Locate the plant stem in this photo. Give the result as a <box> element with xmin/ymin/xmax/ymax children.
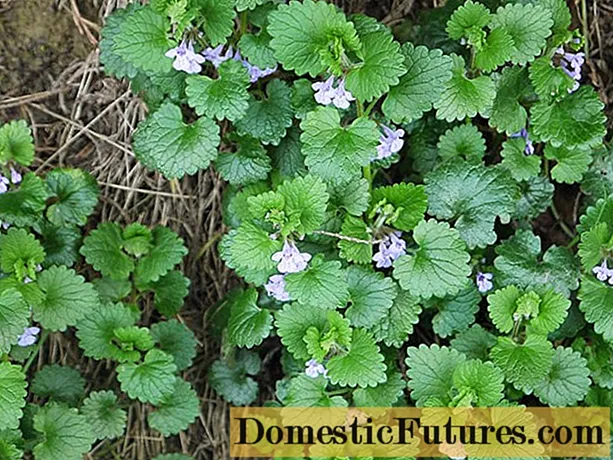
<box><xmin>23</xmin><ymin>330</ymin><xmax>49</xmax><ymax>373</ymax></box>
<box><xmin>550</xmin><ymin>201</ymin><xmax>575</xmax><ymax>239</ymax></box>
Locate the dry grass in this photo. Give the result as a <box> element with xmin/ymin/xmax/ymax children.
<box><xmin>0</xmin><ymin>0</ymin><xmax>612</xmax><ymax>458</ymax></box>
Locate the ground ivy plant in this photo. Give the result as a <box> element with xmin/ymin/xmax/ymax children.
<box><xmin>0</xmin><ymin>121</ymin><xmax>199</xmax><ymax>459</ymax></box>
<box><xmin>78</xmin><ymin>0</ymin><xmax>613</xmax><ymax>445</ymax></box>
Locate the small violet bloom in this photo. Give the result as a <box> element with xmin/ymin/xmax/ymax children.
<box><xmin>555</xmin><ymin>47</ymin><xmax>585</xmax><ymax>93</ymax></box>
<box><xmin>202</xmin><ymin>44</ymin><xmax>233</xmax><ymax>68</ymax></box>
<box><xmin>593</xmin><ymin>260</ymin><xmax>613</xmax><ymax>283</ymax></box>
<box><xmin>0</xmin><ymin>174</ymin><xmax>9</xmax><ymax>194</ymax></box>
<box><xmin>264</xmin><ymin>274</ymin><xmax>290</xmax><ymax>302</ymax></box>
<box><xmin>331</xmin><ymin>78</ymin><xmax>355</xmax><ymax>110</ymax></box>
<box><xmin>476</xmin><ymin>272</ymin><xmax>494</xmax><ymax>293</ymax></box>
<box><xmin>243</xmin><ymin>60</ymin><xmax>277</xmax><ymax>83</ymax></box>
<box><xmin>372</xmin><ymin>232</ymin><xmax>406</xmax><ymax>268</ymax></box>
<box><xmin>1</xmin><ymin>221</ymin><xmax>9</xmax><ymax>230</ymax></box>
<box><xmin>305</xmin><ymin>359</ymin><xmax>328</xmax><ymax>378</ymax></box>
<box><xmin>510</xmin><ymin>128</ymin><xmax>535</xmax><ymax>156</ymax></box>
<box><xmin>17</xmin><ymin>327</ymin><xmax>41</xmax><ymax>347</ymax></box>
<box><xmin>165</xmin><ymin>40</ymin><xmax>206</xmax><ymax>74</ymax></box>
<box><xmin>10</xmin><ymin>168</ymin><xmax>21</xmax><ymax>185</ymax></box>
<box><xmin>376</xmin><ymin>124</ymin><xmax>405</xmax><ymax>160</ymax></box>
<box><xmin>311</xmin><ymin>76</ymin><xmax>355</xmax><ymax>109</ymax></box>
<box><xmin>23</xmin><ymin>276</ymin><xmax>33</xmax><ymax>284</ymax></box>
<box><xmin>272</xmin><ymin>240</ymin><xmax>312</xmax><ymax>274</ymax></box>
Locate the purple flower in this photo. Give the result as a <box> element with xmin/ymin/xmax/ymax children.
<box><xmin>331</xmin><ymin>78</ymin><xmax>355</xmax><ymax>110</ymax></box>
<box><xmin>555</xmin><ymin>47</ymin><xmax>585</xmax><ymax>93</ymax></box>
<box><xmin>312</xmin><ymin>76</ymin><xmax>337</xmax><ymax>105</ymax></box>
<box><xmin>10</xmin><ymin>168</ymin><xmax>21</xmax><ymax>185</ymax></box>
<box><xmin>476</xmin><ymin>272</ymin><xmax>494</xmax><ymax>293</ymax></box>
<box><xmin>593</xmin><ymin>260</ymin><xmax>613</xmax><ymax>283</ymax></box>
<box><xmin>264</xmin><ymin>274</ymin><xmax>290</xmax><ymax>302</ymax></box>
<box><xmin>272</xmin><ymin>240</ymin><xmax>312</xmax><ymax>274</ymax></box>
<box><xmin>1</xmin><ymin>221</ymin><xmax>9</xmax><ymax>230</ymax></box>
<box><xmin>0</xmin><ymin>174</ymin><xmax>9</xmax><ymax>194</ymax></box>
<box><xmin>243</xmin><ymin>60</ymin><xmax>277</xmax><ymax>83</ymax></box>
<box><xmin>23</xmin><ymin>276</ymin><xmax>33</xmax><ymax>284</ymax></box>
<box><xmin>372</xmin><ymin>232</ymin><xmax>407</xmax><ymax>268</ymax></box>
<box><xmin>165</xmin><ymin>40</ymin><xmax>206</xmax><ymax>74</ymax></box>
<box><xmin>202</xmin><ymin>44</ymin><xmax>233</xmax><ymax>68</ymax></box>
<box><xmin>17</xmin><ymin>327</ymin><xmax>40</xmax><ymax>347</ymax></box>
<box><xmin>510</xmin><ymin>128</ymin><xmax>535</xmax><ymax>156</ymax></box>
<box><xmin>376</xmin><ymin>124</ymin><xmax>405</xmax><ymax>160</ymax></box>
<box><xmin>305</xmin><ymin>359</ymin><xmax>328</xmax><ymax>378</ymax></box>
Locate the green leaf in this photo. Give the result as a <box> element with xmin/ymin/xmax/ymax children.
<box><xmin>284</xmin><ymin>374</ymin><xmax>346</xmax><ymax>407</ymax></box>
<box><xmin>192</xmin><ymin>0</ymin><xmax>236</xmax><ymax>46</ymax></box>
<box><xmin>500</xmin><ymin>137</ymin><xmax>541</xmax><ymax>181</ymax></box>
<box><xmin>216</xmin><ymin>135</ymin><xmax>271</xmax><ymax>186</ymax></box>
<box><xmin>534</xmin><ymin>347</ymin><xmax>590</xmax><ymax>406</ymax></box>
<box><xmin>371</xmin><ymin>183</ymin><xmax>428</xmax><ymax>232</ymax></box>
<box><xmin>133</xmin><ymin>102</ymin><xmax>220</xmax><ymax>179</ymax></box>
<box><xmin>134</xmin><ymin>226</ymin><xmax>187</xmax><ymax>285</ymax></box>
<box><xmin>117</xmin><ymin>223</ymin><xmax>152</xmax><ymax>257</ymax></box>
<box><xmin>0</xmin><ymin>228</ymin><xmax>45</xmax><ymax>278</ymax></box>
<box><xmin>34</xmin><ymin>266</ymin><xmax>99</xmax><ymax>332</ymax></box>
<box><xmin>425</xmin><ymin>161</ymin><xmax>519</xmax><ymax>249</ymax></box>
<box><xmin>446</xmin><ymin>0</ymin><xmax>492</xmax><ymax>41</ymax></box>
<box><xmin>0</xmin><ymin>289</ymin><xmax>29</xmax><ymax>354</ymax></box>
<box><xmin>405</xmin><ymin>344</ymin><xmax>466</xmax><ymax>406</ymax></box>
<box><xmin>0</xmin><ymin>120</ymin><xmax>35</xmax><ymax>166</ymax></box>
<box><xmin>344</xmin><ymin>16</ymin><xmax>406</xmax><ymax>102</ymax></box>
<box><xmin>276</xmin><ymin>174</ymin><xmax>329</xmax><ymax>235</ymax></box>
<box><xmin>328</xmin><ymin>177</ymin><xmax>370</xmax><ymax>217</ymax></box>
<box><xmin>515</xmin><ymin>176</ymin><xmax>554</xmax><ymax>221</ymax></box>
<box><xmin>208</xmin><ymin>351</ymin><xmax>261</xmax><ymax>406</ymax></box>
<box><xmin>0</xmin><ymin>363</ymin><xmax>27</xmax><ymax>431</ymax></box>
<box><xmin>81</xmin><ymin>223</ymin><xmax>134</xmax><ymax>280</ymax></box>
<box><xmin>540</xmin><ymin>0</ymin><xmax>571</xmax><ymax>43</ymax></box>
<box><xmin>486</xmin><ymin>66</ymin><xmax>532</xmax><ymax>134</ymax></box>
<box><xmin>529</xmin><ymin>54</ymin><xmax>576</xmax><ymax>101</ymax></box>
<box><xmin>303</xmin><ymin>310</ymin><xmax>352</xmax><ymax>362</ymax></box>
<box><xmin>474</xmin><ymin>27</ymin><xmax>515</xmax><ymax>73</ymax></box>
<box><xmin>81</xmin><ymin>391</ymin><xmax>127</xmax><ymax>440</ymax></box>
<box><xmin>531</xmin><ymin>86</ymin><xmax>607</xmax><ymax>148</ymax></box>
<box><xmin>327</xmin><ymin>328</ymin><xmax>386</xmax><ymax>388</ymax></box>
<box><xmin>76</xmin><ymin>302</ymin><xmax>136</xmax><ymax>360</ymax></box>
<box><xmin>490</xmin><ymin>335</ymin><xmax>554</xmax><ymax>392</ymax></box>
<box><xmin>285</xmin><ymin>256</ymin><xmax>349</xmax><ymax>309</ymax></box>
<box><xmin>492</xmin><ymin>3</ymin><xmax>553</xmax><ymax>65</ymax></box>
<box><xmin>227</xmin><ymin>288</ymin><xmax>272</xmax><ymax>348</ymax></box>
<box><xmin>353</xmin><ymin>370</ymin><xmax>405</xmax><ymax>407</ymax></box>
<box><xmin>585</xmin><ymin>335</ymin><xmax>613</xmax><ymax>389</ymax></box>
<box><xmin>112</xmin><ymin>6</ymin><xmax>172</xmax><ymax>74</ymax></box>
<box><xmin>186</xmin><ymin>60</ymin><xmax>250</xmax><ymax>122</ymax></box>
<box><xmin>450</xmin><ymin>324</ymin><xmax>497</xmax><ymax>360</ymax></box>
<box><xmin>494</xmin><ymin>229</ymin><xmax>580</xmax><ymax>296</ymax></box>
<box><xmin>578</xmin><ymin>195</ymin><xmax>613</xmax><ymax>235</ymax></box>
<box><xmin>112</xmin><ymin>326</ymin><xmax>154</xmax><ymax>362</ymax></box>
<box><xmin>487</xmin><ymin>285</ymin><xmax>522</xmax><ymax>333</ymax></box>
<box><xmin>117</xmin><ymin>349</ymin><xmax>177</xmax><ymax>404</ymax></box>
<box><xmin>33</xmin><ymin>404</ymin><xmax>95</xmax><ymax>460</ymax></box>
<box><xmin>268</xmin><ymin>0</ymin><xmax>360</xmax><ymax>77</ymax></box>
<box><xmin>151</xmin><ymin>319</ymin><xmax>197</xmax><ymax>371</ymax></box>
<box><xmin>338</xmin><ymin>215</ymin><xmax>373</xmax><ymax>264</ymax></box>
<box><xmin>579</xmin><ymin>222</ymin><xmax>610</xmax><ymax>271</ymax></box>
<box><xmin>151</xmin><ymin>270</ymin><xmax>190</xmax><ymax>316</ymax></box>
<box><xmin>0</xmin><ymin>432</ymin><xmax>23</xmax><ymax>460</ymax></box>
<box><xmin>382</xmin><ymin>43</ymin><xmax>453</xmax><ymax>123</ymax></box>
<box><xmin>370</xmin><ymin>288</ymin><xmax>422</xmax><ymax>347</ymax></box>
<box><xmin>31</xmin><ymin>365</ymin><xmax>85</xmax><ymax>406</ymax></box>
<box><xmin>275</xmin><ymin>303</ymin><xmax>328</xmax><ymax>360</ymax></box>
<box><xmin>148</xmin><ymin>379</ymin><xmax>199</xmax><ymax>436</ymax></box>
<box><xmin>290</xmin><ymin>79</ymin><xmax>318</xmax><ymax>120</ymax></box>
<box><xmin>437</xmin><ymin>124</ymin><xmax>486</xmax><ymax>163</ymax></box>
<box><xmin>345</xmin><ymin>266</ymin><xmax>396</xmax><ymax>328</ymax></box>
<box><xmin>239</xmin><ymin>31</ymin><xmax>277</xmax><ymax>69</ymax></box>
<box><xmin>38</xmin><ymin>222</ymin><xmax>80</xmax><ymax>268</ymax></box>
<box><xmin>235</xmin><ymin>80</ymin><xmax>293</xmax><ymax>146</ymax></box>
<box><xmin>45</xmin><ymin>168</ymin><xmax>99</xmax><ymax>226</ymax></box>
<box><xmin>452</xmin><ymin>359</ymin><xmax>505</xmax><ymax>406</ymax></box>
<box><xmin>578</xmin><ymin>276</ymin><xmax>613</xmax><ymax>343</ymax></box>
<box><xmin>0</xmin><ymin>173</ymin><xmax>48</xmax><ymax>227</ymax></box>
<box><xmin>393</xmin><ymin>219</ymin><xmax>471</xmax><ymax>299</ymax></box>
<box><xmin>270</xmin><ymin>127</ymin><xmax>306</xmax><ymax>182</ymax></box>
<box><xmin>301</xmin><ymin>107</ymin><xmax>379</xmax><ymax>183</ymax></box>
<box><xmin>429</xmin><ymin>283</ymin><xmax>479</xmax><ymax>338</ymax></box>
<box><xmin>434</xmin><ymin>54</ymin><xmax>496</xmax><ymax>122</ymax></box>
<box><xmin>544</xmin><ymin>143</ymin><xmax>592</xmax><ymax>184</ymax></box>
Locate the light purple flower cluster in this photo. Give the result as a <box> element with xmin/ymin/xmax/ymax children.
<box><xmin>476</xmin><ymin>272</ymin><xmax>494</xmax><ymax>293</ymax></box>
<box><xmin>0</xmin><ymin>167</ymin><xmax>21</xmax><ymax>194</ymax></box>
<box><xmin>376</xmin><ymin>124</ymin><xmax>405</xmax><ymax>160</ymax></box>
<box><xmin>305</xmin><ymin>359</ymin><xmax>328</xmax><ymax>378</ymax></box>
<box><xmin>372</xmin><ymin>232</ymin><xmax>406</xmax><ymax>268</ymax></box>
<box><xmin>272</xmin><ymin>239</ymin><xmax>312</xmax><ymax>274</ymax></box>
<box><xmin>510</xmin><ymin>128</ymin><xmax>535</xmax><ymax>156</ymax></box>
<box><xmin>17</xmin><ymin>326</ymin><xmax>40</xmax><ymax>347</ymax></box>
<box><xmin>312</xmin><ymin>76</ymin><xmax>355</xmax><ymax>110</ymax></box>
<box><xmin>555</xmin><ymin>47</ymin><xmax>585</xmax><ymax>93</ymax></box>
<box><xmin>593</xmin><ymin>260</ymin><xmax>613</xmax><ymax>284</ymax></box>
<box><xmin>202</xmin><ymin>44</ymin><xmax>233</xmax><ymax>68</ymax></box>
<box><xmin>165</xmin><ymin>40</ymin><xmax>206</xmax><ymax>74</ymax></box>
<box><xmin>264</xmin><ymin>274</ymin><xmax>290</xmax><ymax>302</ymax></box>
